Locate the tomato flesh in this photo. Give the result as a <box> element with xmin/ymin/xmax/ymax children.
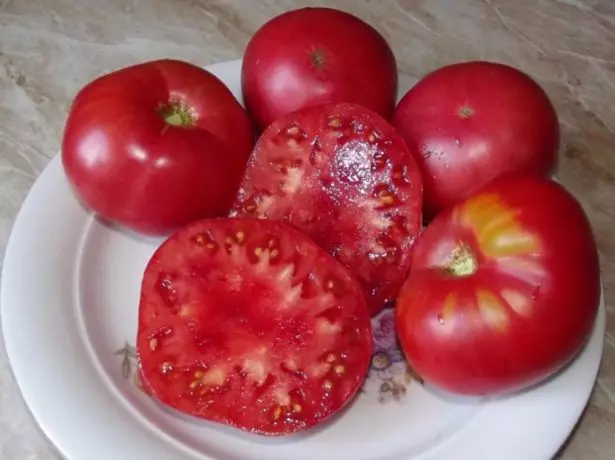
<box><xmin>231</xmin><ymin>103</ymin><xmax>423</xmax><ymax>316</ymax></box>
<box><xmin>137</xmin><ymin>218</ymin><xmax>372</xmax><ymax>435</ymax></box>
<box><xmin>396</xmin><ymin>175</ymin><xmax>601</xmax><ymax>396</ymax></box>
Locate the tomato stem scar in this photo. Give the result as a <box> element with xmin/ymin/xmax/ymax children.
<box><xmin>310</xmin><ymin>49</ymin><xmax>326</xmax><ymax>69</ymax></box>
<box><xmin>159</xmin><ymin>101</ymin><xmax>195</xmax><ymax>127</ymax></box>
<box><xmin>458</xmin><ymin>106</ymin><xmax>474</xmax><ymax>119</ymax></box>
<box><xmin>444</xmin><ymin>244</ymin><xmax>477</xmax><ymax>277</ymax></box>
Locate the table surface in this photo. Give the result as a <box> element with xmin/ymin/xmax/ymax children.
<box><xmin>1</xmin><ymin>0</ymin><xmax>614</xmax><ymax>459</ymax></box>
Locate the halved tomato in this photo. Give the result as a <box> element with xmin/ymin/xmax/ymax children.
<box><xmin>396</xmin><ymin>175</ymin><xmax>601</xmax><ymax>396</ymax></box>
<box><xmin>230</xmin><ymin>103</ymin><xmax>423</xmax><ymax>316</ymax></box>
<box><xmin>136</xmin><ymin>218</ymin><xmax>372</xmax><ymax>435</ymax></box>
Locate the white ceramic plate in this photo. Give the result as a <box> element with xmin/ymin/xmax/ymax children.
<box><xmin>1</xmin><ymin>59</ymin><xmax>605</xmax><ymax>460</ymax></box>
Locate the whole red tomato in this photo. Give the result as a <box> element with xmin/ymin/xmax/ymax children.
<box><xmin>392</xmin><ymin>61</ymin><xmax>560</xmax><ymax>219</ymax></box>
<box><xmin>62</xmin><ymin>59</ymin><xmax>254</xmax><ymax>236</ymax></box>
<box><xmin>241</xmin><ymin>7</ymin><xmax>398</xmax><ymax>131</ymax></box>
<box><xmin>396</xmin><ymin>175</ymin><xmax>600</xmax><ymax>396</ymax></box>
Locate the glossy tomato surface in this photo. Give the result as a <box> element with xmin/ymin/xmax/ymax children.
<box><xmin>242</xmin><ymin>7</ymin><xmax>398</xmax><ymax>131</ymax></box>
<box><xmin>137</xmin><ymin>218</ymin><xmax>372</xmax><ymax>435</ymax></box>
<box><xmin>62</xmin><ymin>59</ymin><xmax>254</xmax><ymax>236</ymax></box>
<box><xmin>396</xmin><ymin>175</ymin><xmax>600</xmax><ymax>396</ymax></box>
<box><xmin>231</xmin><ymin>103</ymin><xmax>423</xmax><ymax>316</ymax></box>
<box><xmin>393</xmin><ymin>61</ymin><xmax>560</xmax><ymax>218</ymax></box>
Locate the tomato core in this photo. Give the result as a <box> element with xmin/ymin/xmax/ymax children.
<box><xmin>159</xmin><ymin>101</ymin><xmax>195</xmax><ymax>127</ymax></box>
<box><xmin>443</xmin><ymin>244</ymin><xmax>477</xmax><ymax>277</ymax></box>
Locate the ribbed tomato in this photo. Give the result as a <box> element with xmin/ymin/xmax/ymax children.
<box><xmin>396</xmin><ymin>175</ymin><xmax>600</xmax><ymax>396</ymax></box>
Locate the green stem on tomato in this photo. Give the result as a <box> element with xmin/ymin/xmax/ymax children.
<box><xmin>444</xmin><ymin>244</ymin><xmax>478</xmax><ymax>277</ymax></box>
<box><xmin>159</xmin><ymin>101</ymin><xmax>195</xmax><ymax>127</ymax></box>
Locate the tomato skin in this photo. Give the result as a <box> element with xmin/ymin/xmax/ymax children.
<box><xmin>62</xmin><ymin>59</ymin><xmax>254</xmax><ymax>236</ymax></box>
<box><xmin>137</xmin><ymin>218</ymin><xmax>372</xmax><ymax>435</ymax></box>
<box><xmin>392</xmin><ymin>61</ymin><xmax>560</xmax><ymax>218</ymax></box>
<box><xmin>396</xmin><ymin>175</ymin><xmax>600</xmax><ymax>396</ymax></box>
<box><xmin>231</xmin><ymin>102</ymin><xmax>423</xmax><ymax>317</ymax></box>
<box><xmin>242</xmin><ymin>7</ymin><xmax>398</xmax><ymax>131</ymax></box>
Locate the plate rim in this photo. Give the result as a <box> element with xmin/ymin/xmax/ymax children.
<box><xmin>1</xmin><ymin>58</ymin><xmax>606</xmax><ymax>460</ymax></box>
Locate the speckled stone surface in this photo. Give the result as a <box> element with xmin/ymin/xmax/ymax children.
<box><xmin>1</xmin><ymin>0</ymin><xmax>614</xmax><ymax>459</ymax></box>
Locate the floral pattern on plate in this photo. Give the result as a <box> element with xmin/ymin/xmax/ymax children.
<box><xmin>362</xmin><ymin>307</ymin><xmax>419</xmax><ymax>404</ymax></box>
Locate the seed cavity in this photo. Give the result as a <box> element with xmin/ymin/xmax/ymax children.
<box><xmin>284</xmin><ymin>123</ymin><xmax>307</xmax><ymax>140</ymax></box>
<box><xmin>286</xmin><ymin>124</ymin><xmax>301</xmax><ymax>136</ymax></box>
<box><xmin>193</xmin><ymin>232</ymin><xmax>218</xmax><ymax>251</ymax></box>
<box><xmin>242</xmin><ymin>199</ymin><xmax>258</xmax><ymax>214</ymax></box>
<box><xmin>391</xmin><ymin>164</ymin><xmax>411</xmax><ymax>186</ymax></box>
<box><xmin>389</xmin><ymin>215</ymin><xmax>409</xmax><ymax>235</ymax></box>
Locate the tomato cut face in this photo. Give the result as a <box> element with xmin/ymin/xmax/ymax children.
<box><xmin>137</xmin><ymin>218</ymin><xmax>372</xmax><ymax>435</ymax></box>
<box><xmin>230</xmin><ymin>103</ymin><xmax>423</xmax><ymax>316</ymax></box>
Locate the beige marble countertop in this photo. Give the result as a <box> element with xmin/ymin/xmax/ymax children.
<box><xmin>1</xmin><ymin>0</ymin><xmax>614</xmax><ymax>459</ymax></box>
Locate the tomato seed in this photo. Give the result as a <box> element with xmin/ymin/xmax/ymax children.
<box><xmin>243</xmin><ymin>200</ymin><xmax>257</xmax><ymax>214</ymax></box>
<box><xmin>149</xmin><ymin>338</ymin><xmax>158</xmax><ymax>351</ymax></box>
<box><xmin>272</xmin><ymin>406</ymin><xmax>283</xmax><ymax>420</ymax></box>
<box><xmin>328</xmin><ymin>117</ymin><xmax>342</xmax><ymax>129</ymax></box>
<box><xmin>382</xmin><ymin>194</ymin><xmax>395</xmax><ymax>206</ymax></box>
<box><xmin>160</xmin><ymin>362</ymin><xmax>173</xmax><ymax>374</ymax></box>
<box><xmin>235</xmin><ymin>231</ymin><xmax>245</xmax><ymax>244</ymax></box>
<box><xmin>333</xmin><ymin>364</ymin><xmax>345</xmax><ymax>376</ymax></box>
<box><xmin>189</xmin><ymin>380</ymin><xmax>199</xmax><ymax>390</ymax></box>
<box><xmin>193</xmin><ymin>231</ymin><xmax>218</xmax><ymax>251</ymax></box>
<box><xmin>284</xmin><ymin>123</ymin><xmax>307</xmax><ymax>140</ymax></box>
<box><xmin>286</xmin><ymin>125</ymin><xmax>300</xmax><ymax>136</ymax></box>
<box><xmin>292</xmin><ymin>403</ymin><xmax>302</xmax><ymax>413</ymax></box>
<box><xmin>270</xmin><ymin>249</ymin><xmax>280</xmax><ymax>259</ymax></box>
<box><xmin>367</xmin><ymin>130</ymin><xmax>381</xmax><ymax>143</ymax></box>
<box><xmin>325</xmin><ymin>353</ymin><xmax>336</xmax><ymax>363</ymax></box>
<box><xmin>323</xmin><ymin>380</ymin><xmax>333</xmax><ymax>390</ymax></box>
